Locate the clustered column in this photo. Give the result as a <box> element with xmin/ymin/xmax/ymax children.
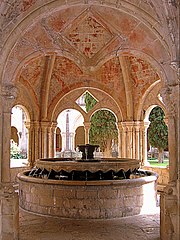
<box><xmin>0</xmin><ymin>85</ymin><xmax>19</xmax><ymax>239</ymax></box>
<box><xmin>25</xmin><ymin>121</ymin><xmax>57</xmax><ymax>166</ymax></box>
<box><xmin>160</xmin><ymin>84</ymin><xmax>179</xmax><ymax>240</ymax></box>
<box><xmin>117</xmin><ymin>121</ymin><xmax>150</xmax><ymax>165</ymax></box>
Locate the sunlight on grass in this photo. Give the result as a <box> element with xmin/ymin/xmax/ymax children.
<box><xmin>148</xmin><ymin>158</ymin><xmax>169</xmax><ymax>167</ymax></box>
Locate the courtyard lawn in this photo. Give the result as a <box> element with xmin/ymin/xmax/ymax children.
<box><xmin>148</xmin><ymin>158</ymin><xmax>169</xmax><ymax>167</ymax></box>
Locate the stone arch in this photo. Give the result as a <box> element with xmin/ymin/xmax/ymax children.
<box><xmin>89</xmin><ymin>107</ymin><xmax>118</xmax><ymax>123</ymax></box>
<box><xmin>1</xmin><ymin>1</ymin><xmax>174</xmax><ymax>89</ymax></box>
<box><xmin>15</xmin><ymin>82</ymin><xmax>40</xmax><ymax>121</ymax></box>
<box><xmin>0</xmin><ymin>2</ymin><xmax>179</xmax><ymax>240</ymax></box>
<box><xmin>136</xmin><ymin>80</ymin><xmax>165</xmax><ymax>120</ymax></box>
<box><xmin>51</xmin><ymin>87</ymin><xmax>123</xmax><ymax>123</ymax></box>
<box><xmin>12</xmin><ymin>104</ymin><xmax>30</xmax><ymax>123</ymax></box>
<box><xmin>144</xmin><ymin>104</ymin><xmax>167</xmax><ymax>123</ymax></box>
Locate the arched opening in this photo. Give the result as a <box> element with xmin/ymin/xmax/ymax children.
<box><xmin>10</xmin><ymin>105</ymin><xmax>29</xmax><ymax>168</ymax></box>
<box><xmin>0</xmin><ymin>2</ymin><xmax>178</xmax><ymax>239</ymax></box>
<box><xmin>89</xmin><ymin>109</ymin><xmax>118</xmax><ymax>158</ymax></box>
<box><xmin>56</xmin><ymin>109</ymin><xmax>84</xmax><ymax>157</ymax></box>
<box><xmin>143</xmin><ymin>105</ymin><xmax>169</xmax><ymax>205</ymax></box>
<box><xmin>144</xmin><ymin>105</ymin><xmax>168</xmax><ymax>166</ymax></box>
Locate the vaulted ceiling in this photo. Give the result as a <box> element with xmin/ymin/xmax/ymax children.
<box><xmin>1</xmin><ymin>1</ymin><xmax>178</xmax><ymax>122</ymax></box>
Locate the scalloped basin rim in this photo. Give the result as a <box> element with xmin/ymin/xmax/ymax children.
<box><xmin>18</xmin><ymin>170</ymin><xmax>158</xmax><ymax>186</ymax></box>
<box><xmin>35</xmin><ymin>158</ymin><xmax>140</xmax><ymax>173</ymax></box>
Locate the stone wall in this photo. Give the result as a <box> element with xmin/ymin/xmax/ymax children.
<box><xmin>18</xmin><ymin>171</ymin><xmax>157</xmax><ymax>219</ymax></box>
<box><xmin>10</xmin><ymin>167</ymin><xmax>29</xmax><ymax>183</ymax></box>
<box><xmin>143</xmin><ymin>166</ymin><xmax>169</xmax><ymax>191</ymax></box>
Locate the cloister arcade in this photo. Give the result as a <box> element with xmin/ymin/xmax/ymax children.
<box><xmin>0</xmin><ymin>1</ymin><xmax>179</xmax><ymax>239</ymax></box>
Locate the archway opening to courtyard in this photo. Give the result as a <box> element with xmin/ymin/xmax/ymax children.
<box><xmin>10</xmin><ymin>105</ymin><xmax>29</xmax><ymax>168</ymax></box>
<box><xmin>0</xmin><ymin>1</ymin><xmax>178</xmax><ymax>239</ymax></box>
<box><xmin>89</xmin><ymin>109</ymin><xmax>118</xmax><ymax>158</ymax></box>
<box><xmin>56</xmin><ymin>108</ymin><xmax>84</xmax><ymax>157</ymax></box>
<box><xmin>144</xmin><ymin>105</ymin><xmax>169</xmax><ymax>166</ymax></box>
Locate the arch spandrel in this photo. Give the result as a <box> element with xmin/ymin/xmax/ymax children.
<box><xmin>51</xmin><ymin>87</ymin><xmax>123</xmax><ymax>123</ymax></box>
<box><xmin>14</xmin><ymin>83</ymin><xmax>39</xmax><ymax>121</ymax></box>
<box><xmin>136</xmin><ymin>80</ymin><xmax>164</xmax><ymax>121</ymax></box>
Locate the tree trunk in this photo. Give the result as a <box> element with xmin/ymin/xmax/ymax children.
<box><xmin>158</xmin><ymin>149</ymin><xmax>164</xmax><ymax>163</ymax></box>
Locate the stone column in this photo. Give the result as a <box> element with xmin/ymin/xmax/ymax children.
<box><xmin>121</xmin><ymin>122</ymin><xmax>127</xmax><ymax>158</ymax></box>
<box><xmin>25</xmin><ymin>121</ymin><xmax>33</xmax><ymax>167</ymax></box>
<box><xmin>41</xmin><ymin>122</ymin><xmax>48</xmax><ymax>158</ymax></box>
<box><xmin>0</xmin><ymin>183</ymin><xmax>19</xmax><ymax>240</ymax></box>
<box><xmin>61</xmin><ymin>132</ymin><xmax>66</xmax><ymax>151</ymax></box>
<box><xmin>134</xmin><ymin>121</ymin><xmax>141</xmax><ymax>160</ymax></box>
<box><xmin>125</xmin><ymin>122</ymin><xmax>134</xmax><ymax>158</ymax></box>
<box><xmin>118</xmin><ymin>121</ymin><xmax>145</xmax><ymax>162</ymax></box>
<box><xmin>117</xmin><ymin>122</ymin><xmax>122</xmax><ymax>157</ymax></box>
<box><xmin>69</xmin><ymin>132</ymin><xmax>75</xmax><ymax>150</ymax></box>
<box><xmin>48</xmin><ymin>122</ymin><xmax>57</xmax><ymax>158</ymax></box>
<box><xmin>34</xmin><ymin>121</ymin><xmax>40</xmax><ymax>160</ymax></box>
<box><xmin>141</xmin><ymin>121</ymin><xmax>150</xmax><ymax>166</ymax></box>
<box><xmin>0</xmin><ymin>85</ymin><xmax>19</xmax><ymax>240</ymax></box>
<box><xmin>24</xmin><ymin>121</ymin><xmax>40</xmax><ymax>166</ymax></box>
<box><xmin>84</xmin><ymin>122</ymin><xmax>91</xmax><ymax>144</ymax></box>
<box><xmin>160</xmin><ymin>84</ymin><xmax>179</xmax><ymax>240</ymax></box>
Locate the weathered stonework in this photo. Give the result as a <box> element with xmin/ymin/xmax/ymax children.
<box><xmin>0</xmin><ymin>1</ymin><xmax>179</xmax><ymax>239</ymax></box>
<box><xmin>18</xmin><ymin>172</ymin><xmax>157</xmax><ymax>219</ymax></box>
<box><xmin>0</xmin><ymin>183</ymin><xmax>19</xmax><ymax>240</ymax></box>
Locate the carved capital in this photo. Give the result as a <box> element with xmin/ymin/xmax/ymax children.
<box><xmin>160</xmin><ymin>85</ymin><xmax>179</xmax><ymax>117</ymax></box>
<box><xmin>83</xmin><ymin>122</ymin><xmax>91</xmax><ymax>130</ymax></box>
<box><xmin>2</xmin><ymin>84</ymin><xmax>18</xmax><ymax>98</ymax></box>
<box><xmin>170</xmin><ymin>60</ymin><xmax>180</xmax><ymax>78</ymax></box>
<box><xmin>1</xmin><ymin>85</ymin><xmax>18</xmax><ymax>112</ymax></box>
<box><xmin>164</xmin><ymin>181</ymin><xmax>177</xmax><ymax>196</ymax></box>
<box><xmin>0</xmin><ymin>183</ymin><xmax>16</xmax><ymax>197</ymax></box>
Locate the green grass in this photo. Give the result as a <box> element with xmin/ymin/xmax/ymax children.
<box><xmin>148</xmin><ymin>158</ymin><xmax>169</xmax><ymax>167</ymax></box>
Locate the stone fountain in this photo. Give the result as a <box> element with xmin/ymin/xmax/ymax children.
<box><xmin>18</xmin><ymin>144</ymin><xmax>158</xmax><ymax>219</ymax></box>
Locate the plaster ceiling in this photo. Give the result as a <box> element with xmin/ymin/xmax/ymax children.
<box><xmin>5</xmin><ymin>4</ymin><xmax>162</xmax><ymax>121</ymax></box>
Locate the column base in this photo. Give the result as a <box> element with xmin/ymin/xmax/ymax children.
<box><xmin>0</xmin><ymin>183</ymin><xmax>19</xmax><ymax>240</ymax></box>
<box><xmin>160</xmin><ymin>183</ymin><xmax>179</xmax><ymax>240</ymax></box>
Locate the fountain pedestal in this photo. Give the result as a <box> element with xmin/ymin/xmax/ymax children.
<box><xmin>77</xmin><ymin>144</ymin><xmax>99</xmax><ymax>160</ymax></box>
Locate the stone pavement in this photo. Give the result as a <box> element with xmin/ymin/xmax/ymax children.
<box><xmin>19</xmin><ymin>207</ymin><xmax>160</xmax><ymax>240</ymax></box>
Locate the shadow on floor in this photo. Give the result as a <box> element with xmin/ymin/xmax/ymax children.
<box><xmin>19</xmin><ymin>207</ymin><xmax>160</xmax><ymax>240</ymax></box>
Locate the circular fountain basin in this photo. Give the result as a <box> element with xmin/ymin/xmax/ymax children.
<box><xmin>18</xmin><ymin>157</ymin><xmax>158</xmax><ymax>219</ymax></box>
<box><xmin>35</xmin><ymin>157</ymin><xmax>140</xmax><ymax>173</ymax></box>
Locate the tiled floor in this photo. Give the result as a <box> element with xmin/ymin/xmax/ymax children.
<box><xmin>19</xmin><ymin>207</ymin><xmax>160</xmax><ymax>240</ymax></box>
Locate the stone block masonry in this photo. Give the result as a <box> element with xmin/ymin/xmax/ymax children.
<box><xmin>18</xmin><ymin>171</ymin><xmax>157</xmax><ymax>219</ymax></box>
